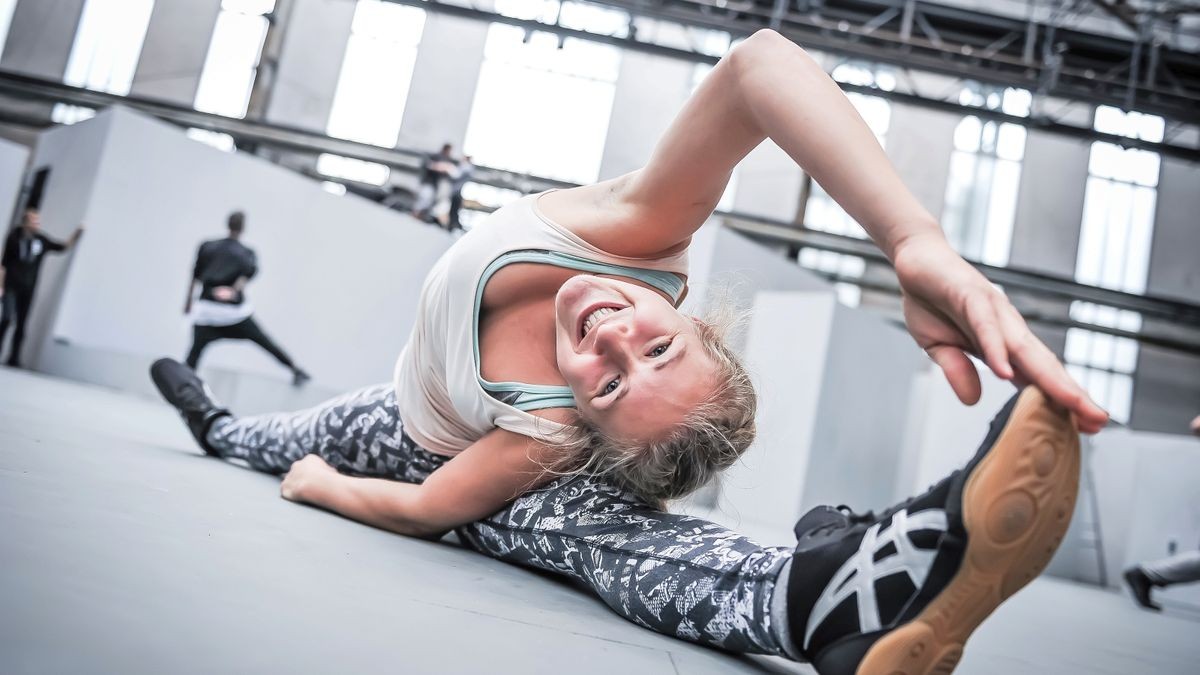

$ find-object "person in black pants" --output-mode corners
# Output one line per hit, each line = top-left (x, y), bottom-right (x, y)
(0, 208), (83, 367)
(184, 211), (309, 386)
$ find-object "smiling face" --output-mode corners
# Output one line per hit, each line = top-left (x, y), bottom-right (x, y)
(554, 275), (719, 444)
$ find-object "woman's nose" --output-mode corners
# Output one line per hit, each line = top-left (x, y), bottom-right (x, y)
(592, 319), (631, 350)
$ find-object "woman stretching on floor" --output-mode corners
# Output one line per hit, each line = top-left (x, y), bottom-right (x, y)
(151, 29), (1106, 674)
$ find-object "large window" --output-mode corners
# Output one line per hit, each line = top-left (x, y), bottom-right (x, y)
(462, 0), (625, 184)
(798, 62), (894, 307)
(1064, 105), (1163, 423)
(188, 0), (274, 150)
(0, 0), (19, 58)
(941, 85), (1031, 266)
(193, 0), (273, 119)
(317, 0), (426, 186)
(52, 0), (155, 124)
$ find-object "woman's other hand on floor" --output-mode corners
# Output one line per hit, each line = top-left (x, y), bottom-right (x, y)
(892, 234), (1109, 434)
(281, 454), (337, 503)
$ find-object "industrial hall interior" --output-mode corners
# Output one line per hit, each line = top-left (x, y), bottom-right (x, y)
(0, 0), (1198, 673)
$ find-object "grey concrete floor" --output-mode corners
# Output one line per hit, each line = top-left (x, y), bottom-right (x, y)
(1, 368), (1196, 674)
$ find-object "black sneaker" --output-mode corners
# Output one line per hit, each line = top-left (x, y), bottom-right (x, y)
(1123, 567), (1161, 611)
(149, 358), (231, 457)
(786, 387), (1080, 674)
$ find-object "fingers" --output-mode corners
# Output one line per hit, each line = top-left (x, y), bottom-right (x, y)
(928, 345), (982, 406)
(996, 304), (1109, 434)
(280, 478), (295, 501)
(964, 292), (1013, 380)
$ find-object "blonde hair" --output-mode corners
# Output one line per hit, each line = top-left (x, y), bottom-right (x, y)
(546, 305), (757, 506)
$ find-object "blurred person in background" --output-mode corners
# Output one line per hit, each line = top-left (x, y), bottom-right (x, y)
(0, 208), (82, 368)
(442, 154), (475, 232)
(411, 142), (456, 222)
(1125, 549), (1200, 611)
(184, 211), (309, 387)
(1122, 412), (1200, 611)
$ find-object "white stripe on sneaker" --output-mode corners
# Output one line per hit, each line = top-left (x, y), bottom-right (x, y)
(802, 508), (949, 650)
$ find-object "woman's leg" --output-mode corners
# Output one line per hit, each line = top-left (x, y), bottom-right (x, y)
(457, 474), (795, 657)
(206, 383), (446, 481)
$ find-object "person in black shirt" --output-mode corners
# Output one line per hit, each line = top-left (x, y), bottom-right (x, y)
(0, 208), (83, 367)
(184, 211), (309, 386)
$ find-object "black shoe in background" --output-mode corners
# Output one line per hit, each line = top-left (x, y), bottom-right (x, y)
(1123, 567), (1162, 611)
(149, 358), (231, 456)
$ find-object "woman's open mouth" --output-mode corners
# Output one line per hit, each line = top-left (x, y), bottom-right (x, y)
(578, 304), (627, 341)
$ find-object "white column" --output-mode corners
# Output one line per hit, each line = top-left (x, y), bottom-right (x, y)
(1133, 156), (1200, 432)
(0, 136), (28, 227)
(1146, 156), (1200, 301)
(732, 140), (803, 222)
(597, 50), (693, 180)
(263, 0), (355, 132)
(130, 0), (222, 106)
(394, 11), (489, 154)
(0, 0), (84, 79)
(0, 0), (84, 139)
(1009, 130), (1090, 277)
(1007, 128), (1092, 356)
(883, 103), (957, 222)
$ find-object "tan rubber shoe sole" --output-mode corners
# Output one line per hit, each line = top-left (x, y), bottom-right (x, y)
(855, 387), (1081, 675)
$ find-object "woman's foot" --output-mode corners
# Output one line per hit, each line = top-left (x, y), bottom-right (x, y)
(786, 387), (1080, 674)
(149, 358), (231, 456)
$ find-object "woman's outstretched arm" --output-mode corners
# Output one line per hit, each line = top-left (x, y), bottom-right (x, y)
(279, 428), (558, 538)
(563, 28), (929, 258)
(556, 28), (1107, 432)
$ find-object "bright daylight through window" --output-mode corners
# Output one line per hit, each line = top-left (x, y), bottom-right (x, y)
(317, 0), (427, 187)
(189, 0), (275, 150)
(798, 61), (894, 307)
(942, 85), (1031, 267)
(462, 0), (626, 186)
(52, 0), (155, 125)
(1065, 105), (1164, 424)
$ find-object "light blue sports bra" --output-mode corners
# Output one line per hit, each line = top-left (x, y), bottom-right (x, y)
(473, 249), (687, 412)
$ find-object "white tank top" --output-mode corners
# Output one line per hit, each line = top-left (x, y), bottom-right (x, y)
(392, 191), (689, 456)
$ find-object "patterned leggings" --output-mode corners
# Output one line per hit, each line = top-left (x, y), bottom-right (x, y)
(208, 384), (795, 656)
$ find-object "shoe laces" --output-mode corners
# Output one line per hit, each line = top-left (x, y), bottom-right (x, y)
(836, 504), (876, 524)
(800, 505), (874, 538)
(828, 470), (959, 531)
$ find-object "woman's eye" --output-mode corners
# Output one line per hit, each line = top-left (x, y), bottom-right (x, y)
(649, 342), (671, 358)
(601, 377), (620, 396)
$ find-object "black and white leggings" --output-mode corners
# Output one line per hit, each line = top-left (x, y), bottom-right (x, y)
(207, 384), (795, 657)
